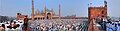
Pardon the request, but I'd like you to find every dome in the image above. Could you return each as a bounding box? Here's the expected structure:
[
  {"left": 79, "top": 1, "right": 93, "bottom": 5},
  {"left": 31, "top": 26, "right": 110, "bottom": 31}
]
[{"left": 35, "top": 9, "right": 40, "bottom": 15}]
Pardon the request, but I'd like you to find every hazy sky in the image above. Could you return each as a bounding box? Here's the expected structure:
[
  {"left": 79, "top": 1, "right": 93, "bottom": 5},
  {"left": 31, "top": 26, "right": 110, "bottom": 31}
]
[{"left": 0, "top": 0, "right": 120, "bottom": 17}]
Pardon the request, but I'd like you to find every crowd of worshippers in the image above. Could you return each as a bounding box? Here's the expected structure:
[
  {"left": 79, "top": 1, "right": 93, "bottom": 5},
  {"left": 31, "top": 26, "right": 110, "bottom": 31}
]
[
  {"left": 0, "top": 18, "right": 89, "bottom": 31},
  {"left": 29, "top": 19, "right": 89, "bottom": 31},
  {"left": 0, "top": 19, "right": 23, "bottom": 31},
  {"left": 0, "top": 16, "right": 28, "bottom": 31},
  {"left": 94, "top": 18, "right": 120, "bottom": 31}
]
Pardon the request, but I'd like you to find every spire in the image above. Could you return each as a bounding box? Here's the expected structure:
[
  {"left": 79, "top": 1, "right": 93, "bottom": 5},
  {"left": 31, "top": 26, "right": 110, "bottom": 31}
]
[
  {"left": 51, "top": 8, "right": 53, "bottom": 12},
  {"left": 44, "top": 5, "right": 47, "bottom": 13},
  {"left": 36, "top": 9, "right": 40, "bottom": 15},
  {"left": 44, "top": 5, "right": 47, "bottom": 10},
  {"left": 32, "top": 0, "right": 34, "bottom": 20}
]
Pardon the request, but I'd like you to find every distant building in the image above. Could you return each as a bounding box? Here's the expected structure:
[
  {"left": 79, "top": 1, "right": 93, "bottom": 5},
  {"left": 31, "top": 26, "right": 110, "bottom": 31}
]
[
  {"left": 62, "top": 15, "right": 76, "bottom": 19},
  {"left": 17, "top": 0, "right": 60, "bottom": 20},
  {"left": 16, "top": 0, "right": 90, "bottom": 20},
  {"left": 32, "top": 7, "right": 60, "bottom": 20},
  {"left": 88, "top": 0, "right": 108, "bottom": 21}
]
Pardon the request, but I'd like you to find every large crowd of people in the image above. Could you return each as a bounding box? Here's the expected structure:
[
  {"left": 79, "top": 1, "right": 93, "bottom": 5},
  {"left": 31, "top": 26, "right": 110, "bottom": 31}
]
[
  {"left": 0, "top": 18, "right": 89, "bottom": 31},
  {"left": 0, "top": 17, "right": 120, "bottom": 31},
  {"left": 0, "top": 19, "right": 23, "bottom": 31},
  {"left": 0, "top": 16, "right": 120, "bottom": 31},
  {"left": 94, "top": 17, "right": 120, "bottom": 31},
  {"left": 28, "top": 19, "right": 89, "bottom": 31}
]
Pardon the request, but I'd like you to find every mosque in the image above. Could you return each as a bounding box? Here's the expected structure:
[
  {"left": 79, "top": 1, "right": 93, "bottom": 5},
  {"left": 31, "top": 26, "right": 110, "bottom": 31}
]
[
  {"left": 17, "top": 0, "right": 60, "bottom": 20},
  {"left": 16, "top": 0, "right": 108, "bottom": 21}
]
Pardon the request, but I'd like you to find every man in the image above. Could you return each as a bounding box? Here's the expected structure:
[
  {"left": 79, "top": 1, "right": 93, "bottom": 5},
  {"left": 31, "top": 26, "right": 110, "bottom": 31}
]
[
  {"left": 106, "top": 20, "right": 114, "bottom": 31},
  {"left": 117, "top": 23, "right": 120, "bottom": 31},
  {"left": 23, "top": 15, "right": 29, "bottom": 30}
]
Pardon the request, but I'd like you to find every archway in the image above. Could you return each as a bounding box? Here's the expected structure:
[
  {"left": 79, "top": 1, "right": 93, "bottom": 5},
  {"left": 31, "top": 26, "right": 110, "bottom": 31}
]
[{"left": 47, "top": 13, "right": 51, "bottom": 20}]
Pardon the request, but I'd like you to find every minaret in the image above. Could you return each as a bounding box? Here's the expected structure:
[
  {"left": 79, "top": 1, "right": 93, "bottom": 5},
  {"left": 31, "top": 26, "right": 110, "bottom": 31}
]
[
  {"left": 31, "top": 0, "right": 34, "bottom": 21},
  {"left": 104, "top": 0, "right": 107, "bottom": 18},
  {"left": 58, "top": 4, "right": 61, "bottom": 19},
  {"left": 44, "top": 5, "right": 47, "bottom": 20}
]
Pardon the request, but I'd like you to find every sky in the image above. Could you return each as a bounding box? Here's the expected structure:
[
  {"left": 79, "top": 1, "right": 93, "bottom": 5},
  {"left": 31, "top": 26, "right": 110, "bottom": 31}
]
[{"left": 0, "top": 0, "right": 120, "bottom": 17}]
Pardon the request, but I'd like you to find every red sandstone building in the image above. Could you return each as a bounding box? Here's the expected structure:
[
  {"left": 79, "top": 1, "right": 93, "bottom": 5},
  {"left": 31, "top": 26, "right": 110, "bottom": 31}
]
[{"left": 88, "top": 0, "right": 108, "bottom": 21}]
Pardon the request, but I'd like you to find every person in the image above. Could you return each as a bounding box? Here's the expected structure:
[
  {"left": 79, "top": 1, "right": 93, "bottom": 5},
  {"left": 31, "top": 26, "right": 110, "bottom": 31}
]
[
  {"left": 98, "top": 18, "right": 103, "bottom": 28},
  {"left": 16, "top": 24, "right": 21, "bottom": 31},
  {"left": 114, "top": 24, "right": 118, "bottom": 31},
  {"left": 13, "top": 22, "right": 18, "bottom": 29},
  {"left": 117, "top": 23, "right": 120, "bottom": 31},
  {"left": 106, "top": 21, "right": 113, "bottom": 31},
  {"left": 7, "top": 20, "right": 13, "bottom": 29},
  {"left": 1, "top": 24, "right": 5, "bottom": 31},
  {"left": 113, "top": 21, "right": 119, "bottom": 31},
  {"left": 23, "top": 15, "right": 29, "bottom": 31},
  {"left": 102, "top": 18, "right": 107, "bottom": 29},
  {"left": 30, "top": 24, "right": 36, "bottom": 31}
]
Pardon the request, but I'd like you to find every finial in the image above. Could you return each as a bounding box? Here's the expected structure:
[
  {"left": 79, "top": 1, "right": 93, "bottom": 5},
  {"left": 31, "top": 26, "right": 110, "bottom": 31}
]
[
  {"left": 18, "top": 10, "right": 21, "bottom": 13},
  {"left": 44, "top": 5, "right": 47, "bottom": 9}
]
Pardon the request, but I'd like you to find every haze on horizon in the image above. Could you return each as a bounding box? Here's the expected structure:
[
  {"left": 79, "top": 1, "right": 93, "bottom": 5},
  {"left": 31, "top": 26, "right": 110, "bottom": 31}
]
[{"left": 0, "top": 0, "right": 120, "bottom": 17}]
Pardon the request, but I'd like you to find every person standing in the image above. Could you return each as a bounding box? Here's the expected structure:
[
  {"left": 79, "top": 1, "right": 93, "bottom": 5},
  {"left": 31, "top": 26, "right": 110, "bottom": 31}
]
[
  {"left": 117, "top": 23, "right": 120, "bottom": 31},
  {"left": 106, "top": 21, "right": 113, "bottom": 31},
  {"left": 23, "top": 15, "right": 29, "bottom": 31}
]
